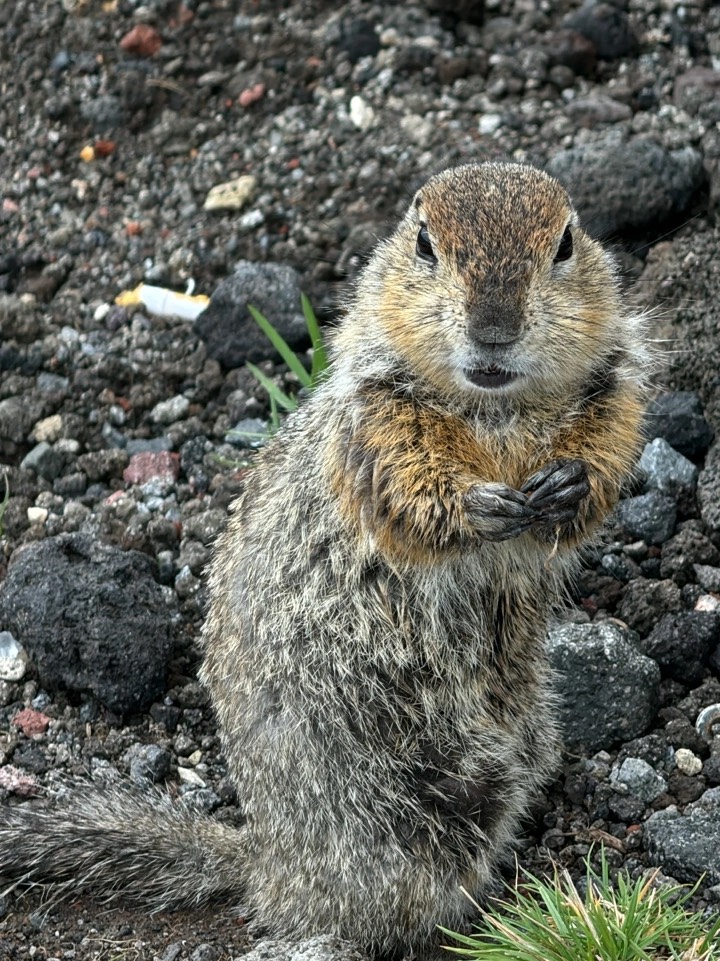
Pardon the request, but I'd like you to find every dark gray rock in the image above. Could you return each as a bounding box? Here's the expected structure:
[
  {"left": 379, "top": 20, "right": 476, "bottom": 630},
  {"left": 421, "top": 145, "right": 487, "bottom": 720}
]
[
  {"left": 337, "top": 18, "right": 381, "bottom": 62},
  {"left": 547, "top": 622, "right": 660, "bottom": 754},
  {"left": 660, "top": 529, "right": 720, "bottom": 585},
  {"left": 0, "top": 396, "right": 44, "bottom": 456},
  {"left": 565, "top": 95, "right": 632, "bottom": 126},
  {"left": 644, "top": 787, "right": 720, "bottom": 884},
  {"left": 79, "top": 94, "right": 125, "bottom": 131},
  {"left": 693, "top": 565, "right": 720, "bottom": 593},
  {"left": 546, "top": 139, "right": 705, "bottom": 239},
  {"left": 0, "top": 533, "right": 176, "bottom": 714},
  {"left": 610, "top": 757, "right": 667, "bottom": 803},
  {"left": 75, "top": 448, "right": 129, "bottom": 483},
  {"left": 664, "top": 718, "right": 708, "bottom": 757},
  {"left": 645, "top": 392, "right": 713, "bottom": 460},
  {"left": 20, "top": 441, "right": 64, "bottom": 482},
  {"left": 127, "top": 743, "right": 172, "bottom": 784},
  {"left": 225, "top": 417, "right": 270, "bottom": 449},
  {"left": 639, "top": 438, "right": 698, "bottom": 499},
  {"left": 618, "top": 733, "right": 670, "bottom": 771},
  {"left": 543, "top": 29, "right": 597, "bottom": 77},
  {"left": 698, "top": 443, "right": 720, "bottom": 537},
  {"left": 190, "top": 945, "right": 220, "bottom": 961},
  {"left": 564, "top": 1, "right": 638, "bottom": 60},
  {"left": 704, "top": 753, "right": 720, "bottom": 787},
  {"left": 181, "top": 509, "right": 226, "bottom": 547},
  {"left": 618, "top": 579, "right": 682, "bottom": 637},
  {"left": 640, "top": 612, "right": 720, "bottom": 686},
  {"left": 194, "top": 261, "right": 306, "bottom": 370},
  {"left": 614, "top": 491, "right": 677, "bottom": 545},
  {"left": 711, "top": 644, "right": 720, "bottom": 676}
]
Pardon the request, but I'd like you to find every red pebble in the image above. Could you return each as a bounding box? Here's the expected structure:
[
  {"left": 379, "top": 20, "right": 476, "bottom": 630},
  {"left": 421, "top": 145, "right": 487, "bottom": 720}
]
[
  {"left": 94, "top": 139, "right": 116, "bottom": 158},
  {"left": 123, "top": 451, "right": 180, "bottom": 486},
  {"left": 12, "top": 708, "right": 51, "bottom": 737},
  {"left": 120, "top": 24, "right": 162, "bottom": 58},
  {"left": 239, "top": 83, "right": 265, "bottom": 107}
]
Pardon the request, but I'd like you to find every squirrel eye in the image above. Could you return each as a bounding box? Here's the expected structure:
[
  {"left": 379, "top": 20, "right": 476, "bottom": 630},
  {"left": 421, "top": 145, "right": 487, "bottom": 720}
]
[
  {"left": 416, "top": 226, "right": 437, "bottom": 264},
  {"left": 554, "top": 225, "right": 573, "bottom": 263}
]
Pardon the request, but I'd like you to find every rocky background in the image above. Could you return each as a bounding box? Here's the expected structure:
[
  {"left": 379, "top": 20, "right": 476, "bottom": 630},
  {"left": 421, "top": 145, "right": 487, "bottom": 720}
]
[{"left": 1, "top": 0, "right": 720, "bottom": 958}]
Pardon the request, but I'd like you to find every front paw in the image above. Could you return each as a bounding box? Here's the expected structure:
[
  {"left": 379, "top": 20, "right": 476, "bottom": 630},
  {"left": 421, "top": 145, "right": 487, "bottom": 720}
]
[
  {"left": 464, "top": 482, "right": 539, "bottom": 542},
  {"left": 520, "top": 458, "right": 590, "bottom": 528}
]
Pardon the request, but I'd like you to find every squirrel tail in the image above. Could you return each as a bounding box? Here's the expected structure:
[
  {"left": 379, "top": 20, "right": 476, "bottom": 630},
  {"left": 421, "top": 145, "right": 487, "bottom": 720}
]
[{"left": 0, "top": 785, "right": 247, "bottom": 911}]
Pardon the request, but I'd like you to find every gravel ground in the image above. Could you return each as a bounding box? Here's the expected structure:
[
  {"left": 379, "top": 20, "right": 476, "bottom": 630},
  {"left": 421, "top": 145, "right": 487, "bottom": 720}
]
[{"left": 1, "top": 0, "right": 720, "bottom": 958}]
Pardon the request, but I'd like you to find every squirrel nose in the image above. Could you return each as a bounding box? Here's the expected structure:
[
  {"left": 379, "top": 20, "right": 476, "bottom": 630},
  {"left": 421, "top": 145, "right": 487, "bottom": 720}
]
[{"left": 467, "top": 300, "right": 523, "bottom": 346}]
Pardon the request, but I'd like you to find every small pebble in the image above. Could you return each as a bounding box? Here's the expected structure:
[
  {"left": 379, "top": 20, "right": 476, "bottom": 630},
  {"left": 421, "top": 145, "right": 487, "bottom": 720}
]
[
  {"left": 349, "top": 95, "right": 375, "bottom": 130},
  {"left": 27, "top": 506, "right": 48, "bottom": 524},
  {"left": 12, "top": 707, "right": 51, "bottom": 737},
  {"left": 178, "top": 766, "right": 206, "bottom": 787},
  {"left": 238, "top": 83, "right": 265, "bottom": 107},
  {"left": 119, "top": 23, "right": 162, "bottom": 57},
  {"left": 124, "top": 451, "right": 180, "bottom": 486},
  {"left": 31, "top": 414, "right": 63, "bottom": 443},
  {"left": 151, "top": 395, "right": 190, "bottom": 425},
  {"left": 0, "top": 631, "right": 28, "bottom": 682},
  {"left": 479, "top": 113, "right": 502, "bottom": 135},
  {"left": 203, "top": 175, "right": 256, "bottom": 212},
  {"left": 675, "top": 748, "right": 702, "bottom": 777}
]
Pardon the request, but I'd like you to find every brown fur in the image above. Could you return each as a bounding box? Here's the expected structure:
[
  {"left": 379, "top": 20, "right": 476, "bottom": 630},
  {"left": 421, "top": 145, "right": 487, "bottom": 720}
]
[{"left": 0, "top": 163, "right": 649, "bottom": 960}]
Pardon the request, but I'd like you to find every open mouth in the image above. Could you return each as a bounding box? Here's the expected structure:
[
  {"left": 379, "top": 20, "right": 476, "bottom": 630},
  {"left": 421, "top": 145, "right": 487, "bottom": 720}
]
[{"left": 465, "top": 366, "right": 519, "bottom": 389}]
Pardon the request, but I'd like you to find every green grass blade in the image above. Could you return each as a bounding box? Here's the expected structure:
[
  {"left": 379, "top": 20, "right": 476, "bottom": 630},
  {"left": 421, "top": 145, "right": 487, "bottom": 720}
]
[
  {"left": 301, "top": 292, "right": 329, "bottom": 383},
  {"left": 246, "top": 362, "right": 297, "bottom": 412},
  {"left": 248, "top": 304, "right": 311, "bottom": 387}
]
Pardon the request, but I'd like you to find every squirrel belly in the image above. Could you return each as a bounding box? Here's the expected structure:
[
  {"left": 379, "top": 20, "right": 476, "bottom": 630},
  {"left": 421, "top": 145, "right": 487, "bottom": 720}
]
[{"left": 0, "top": 163, "right": 648, "bottom": 960}]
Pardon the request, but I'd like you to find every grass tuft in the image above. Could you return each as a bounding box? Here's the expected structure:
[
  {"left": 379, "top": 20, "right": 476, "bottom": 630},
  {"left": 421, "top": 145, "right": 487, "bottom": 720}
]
[{"left": 439, "top": 850, "right": 719, "bottom": 961}]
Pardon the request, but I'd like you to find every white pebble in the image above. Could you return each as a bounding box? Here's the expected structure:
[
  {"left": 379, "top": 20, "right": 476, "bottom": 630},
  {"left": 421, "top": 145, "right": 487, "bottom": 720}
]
[
  {"left": 479, "top": 113, "right": 503, "bottom": 135},
  {"left": 93, "top": 303, "right": 110, "bottom": 322},
  {"left": 0, "top": 631, "right": 28, "bottom": 682},
  {"left": 27, "top": 506, "right": 48, "bottom": 525},
  {"left": 178, "top": 766, "right": 206, "bottom": 788},
  {"left": 151, "top": 394, "right": 190, "bottom": 424},
  {"left": 349, "top": 95, "right": 375, "bottom": 131},
  {"left": 237, "top": 209, "right": 265, "bottom": 233},
  {"left": 32, "top": 414, "right": 63, "bottom": 443},
  {"left": 695, "top": 594, "right": 720, "bottom": 612},
  {"left": 674, "top": 748, "right": 702, "bottom": 776}
]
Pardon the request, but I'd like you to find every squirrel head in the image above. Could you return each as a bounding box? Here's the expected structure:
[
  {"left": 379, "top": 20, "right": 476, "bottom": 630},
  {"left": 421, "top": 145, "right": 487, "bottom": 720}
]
[{"left": 353, "top": 163, "right": 625, "bottom": 402}]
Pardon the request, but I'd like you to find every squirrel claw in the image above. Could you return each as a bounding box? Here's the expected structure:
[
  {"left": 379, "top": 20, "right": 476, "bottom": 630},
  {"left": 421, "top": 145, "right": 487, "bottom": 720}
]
[
  {"left": 521, "top": 458, "right": 590, "bottom": 515},
  {"left": 464, "top": 482, "right": 540, "bottom": 541}
]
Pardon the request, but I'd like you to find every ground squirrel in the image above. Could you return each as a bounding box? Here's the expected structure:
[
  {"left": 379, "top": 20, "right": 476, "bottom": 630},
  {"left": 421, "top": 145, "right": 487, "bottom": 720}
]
[{"left": 0, "top": 163, "right": 648, "bottom": 959}]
